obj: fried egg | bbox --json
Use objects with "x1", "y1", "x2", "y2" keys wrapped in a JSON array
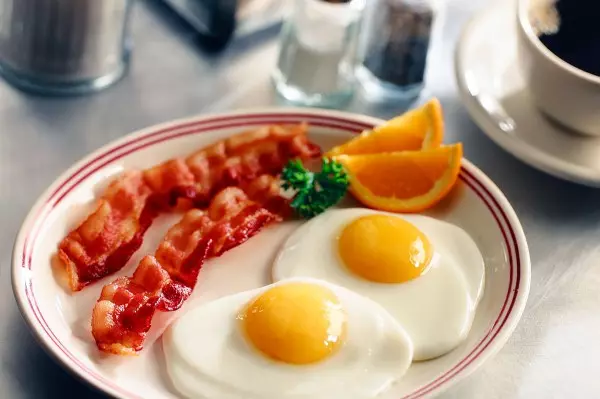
[
  {"x1": 163, "y1": 278, "x2": 414, "y2": 399},
  {"x1": 272, "y1": 208, "x2": 485, "y2": 361}
]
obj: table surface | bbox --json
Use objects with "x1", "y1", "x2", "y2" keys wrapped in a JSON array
[{"x1": 1, "y1": 0, "x2": 598, "y2": 398}]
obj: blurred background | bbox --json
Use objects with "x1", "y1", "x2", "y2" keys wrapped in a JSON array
[
  {"x1": 0, "y1": 0, "x2": 500, "y2": 398},
  {"x1": 5, "y1": 0, "x2": 600, "y2": 398}
]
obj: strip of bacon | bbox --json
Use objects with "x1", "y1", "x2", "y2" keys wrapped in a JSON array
[
  {"x1": 170, "y1": 123, "x2": 320, "y2": 206},
  {"x1": 58, "y1": 124, "x2": 320, "y2": 291},
  {"x1": 91, "y1": 179, "x2": 287, "y2": 355},
  {"x1": 57, "y1": 171, "x2": 157, "y2": 292}
]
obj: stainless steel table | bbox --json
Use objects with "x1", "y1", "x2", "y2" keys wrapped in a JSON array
[{"x1": 2, "y1": 0, "x2": 599, "y2": 397}]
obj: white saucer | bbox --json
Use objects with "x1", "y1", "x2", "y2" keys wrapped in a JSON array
[{"x1": 455, "y1": 0, "x2": 600, "y2": 187}]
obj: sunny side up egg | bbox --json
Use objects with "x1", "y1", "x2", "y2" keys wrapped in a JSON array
[
  {"x1": 272, "y1": 208, "x2": 485, "y2": 361},
  {"x1": 163, "y1": 278, "x2": 414, "y2": 399}
]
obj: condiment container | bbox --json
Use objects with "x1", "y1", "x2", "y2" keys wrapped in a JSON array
[
  {"x1": 0, "y1": 0, "x2": 134, "y2": 95},
  {"x1": 272, "y1": 0, "x2": 366, "y2": 109},
  {"x1": 357, "y1": 0, "x2": 440, "y2": 100}
]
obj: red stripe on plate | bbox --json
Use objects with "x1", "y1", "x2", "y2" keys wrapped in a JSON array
[
  {"x1": 24, "y1": 282, "x2": 144, "y2": 399},
  {"x1": 402, "y1": 172, "x2": 519, "y2": 398},
  {"x1": 22, "y1": 117, "x2": 366, "y2": 271},
  {"x1": 19, "y1": 115, "x2": 522, "y2": 399}
]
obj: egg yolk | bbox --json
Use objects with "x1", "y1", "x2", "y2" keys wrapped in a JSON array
[
  {"x1": 239, "y1": 282, "x2": 347, "y2": 365},
  {"x1": 337, "y1": 214, "x2": 433, "y2": 284}
]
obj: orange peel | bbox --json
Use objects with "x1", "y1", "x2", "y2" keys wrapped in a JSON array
[{"x1": 334, "y1": 144, "x2": 462, "y2": 213}]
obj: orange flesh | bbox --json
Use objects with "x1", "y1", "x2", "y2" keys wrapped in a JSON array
[
  {"x1": 335, "y1": 144, "x2": 462, "y2": 213},
  {"x1": 349, "y1": 149, "x2": 453, "y2": 199},
  {"x1": 326, "y1": 98, "x2": 444, "y2": 157}
]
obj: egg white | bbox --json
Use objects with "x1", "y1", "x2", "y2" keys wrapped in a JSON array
[
  {"x1": 163, "y1": 277, "x2": 414, "y2": 399},
  {"x1": 272, "y1": 208, "x2": 485, "y2": 361}
]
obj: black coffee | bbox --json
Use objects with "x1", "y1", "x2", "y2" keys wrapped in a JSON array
[{"x1": 537, "y1": 0, "x2": 600, "y2": 76}]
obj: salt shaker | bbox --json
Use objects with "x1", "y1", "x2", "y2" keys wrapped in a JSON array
[
  {"x1": 357, "y1": 0, "x2": 440, "y2": 100},
  {"x1": 272, "y1": 0, "x2": 366, "y2": 109}
]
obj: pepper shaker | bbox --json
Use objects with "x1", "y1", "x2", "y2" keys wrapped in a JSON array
[
  {"x1": 272, "y1": 0, "x2": 366, "y2": 109},
  {"x1": 357, "y1": 0, "x2": 441, "y2": 101}
]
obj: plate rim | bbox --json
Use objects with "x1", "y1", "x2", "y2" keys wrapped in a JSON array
[
  {"x1": 11, "y1": 107, "x2": 531, "y2": 399},
  {"x1": 454, "y1": 1, "x2": 600, "y2": 187}
]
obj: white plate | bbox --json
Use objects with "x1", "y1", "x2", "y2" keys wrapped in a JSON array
[
  {"x1": 11, "y1": 108, "x2": 530, "y2": 399},
  {"x1": 455, "y1": 0, "x2": 600, "y2": 187}
]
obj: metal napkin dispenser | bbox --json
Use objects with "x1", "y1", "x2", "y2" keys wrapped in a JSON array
[{"x1": 0, "y1": 0, "x2": 134, "y2": 95}]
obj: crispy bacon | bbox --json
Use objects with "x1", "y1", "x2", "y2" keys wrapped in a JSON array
[
  {"x1": 58, "y1": 124, "x2": 320, "y2": 291},
  {"x1": 58, "y1": 172, "x2": 157, "y2": 291},
  {"x1": 177, "y1": 123, "x2": 320, "y2": 206},
  {"x1": 91, "y1": 182, "x2": 285, "y2": 355}
]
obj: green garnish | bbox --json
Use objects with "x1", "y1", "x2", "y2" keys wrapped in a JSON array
[{"x1": 281, "y1": 158, "x2": 350, "y2": 219}]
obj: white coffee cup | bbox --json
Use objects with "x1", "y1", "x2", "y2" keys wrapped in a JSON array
[{"x1": 516, "y1": 0, "x2": 600, "y2": 136}]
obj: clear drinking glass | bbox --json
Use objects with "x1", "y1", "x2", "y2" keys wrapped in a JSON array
[{"x1": 272, "y1": 0, "x2": 366, "y2": 109}]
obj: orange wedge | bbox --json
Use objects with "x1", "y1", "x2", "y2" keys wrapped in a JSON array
[
  {"x1": 334, "y1": 144, "x2": 462, "y2": 213},
  {"x1": 326, "y1": 98, "x2": 444, "y2": 157}
]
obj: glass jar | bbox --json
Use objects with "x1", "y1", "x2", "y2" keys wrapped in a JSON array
[
  {"x1": 357, "y1": 0, "x2": 440, "y2": 101},
  {"x1": 272, "y1": 0, "x2": 366, "y2": 109}
]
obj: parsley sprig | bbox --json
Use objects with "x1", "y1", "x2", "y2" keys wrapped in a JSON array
[{"x1": 281, "y1": 158, "x2": 349, "y2": 219}]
